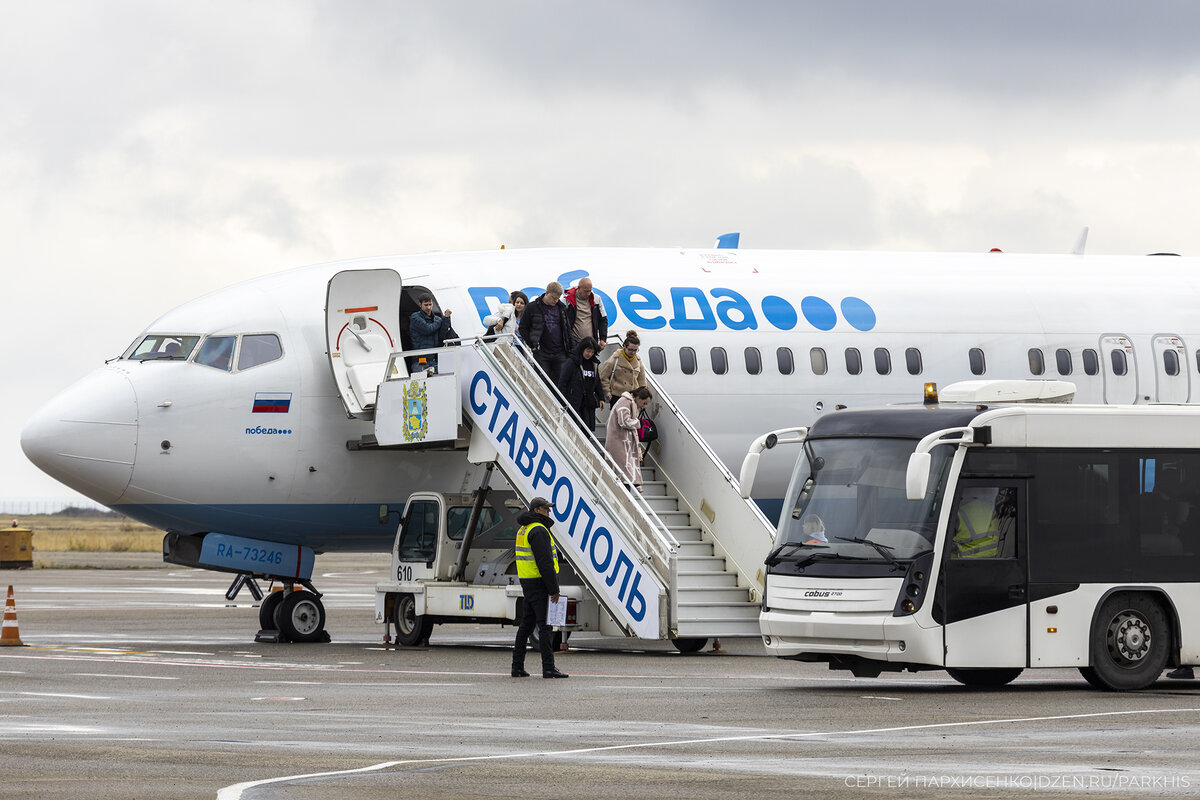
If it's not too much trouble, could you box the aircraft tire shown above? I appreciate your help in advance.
[274,590,327,643]
[394,594,432,647]
[258,590,285,631]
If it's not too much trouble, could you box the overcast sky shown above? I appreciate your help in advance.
[4,1,1200,504]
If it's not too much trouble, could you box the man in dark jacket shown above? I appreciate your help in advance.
[564,277,608,347]
[518,282,572,383]
[558,337,605,431]
[511,497,569,678]
[408,294,452,372]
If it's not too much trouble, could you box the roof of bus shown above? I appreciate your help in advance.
[808,404,985,440]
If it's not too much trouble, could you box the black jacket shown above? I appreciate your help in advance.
[558,340,605,411]
[518,294,571,354]
[517,510,560,595]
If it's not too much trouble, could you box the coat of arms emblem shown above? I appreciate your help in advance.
[402,380,429,442]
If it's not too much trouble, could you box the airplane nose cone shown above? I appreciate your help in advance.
[21,367,138,505]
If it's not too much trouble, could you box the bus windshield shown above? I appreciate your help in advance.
[774,437,952,563]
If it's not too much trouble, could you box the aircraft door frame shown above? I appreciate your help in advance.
[325,269,404,418]
[1099,333,1138,405]
[1151,334,1189,403]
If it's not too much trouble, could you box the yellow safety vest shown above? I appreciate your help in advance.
[954,500,1000,558]
[515,522,560,579]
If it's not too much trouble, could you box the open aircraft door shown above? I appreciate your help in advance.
[1099,334,1138,405]
[326,269,404,418]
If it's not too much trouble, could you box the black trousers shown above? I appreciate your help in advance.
[534,350,569,388]
[513,578,556,672]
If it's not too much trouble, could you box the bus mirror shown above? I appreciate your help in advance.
[739,452,760,498]
[379,504,390,524]
[906,452,931,500]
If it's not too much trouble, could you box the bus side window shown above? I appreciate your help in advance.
[951,486,1018,559]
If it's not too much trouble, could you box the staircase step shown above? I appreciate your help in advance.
[677,541,714,558]
[667,527,704,543]
[644,496,678,513]
[655,511,692,527]
[676,602,761,621]
[677,556,727,573]
[639,481,669,497]
[677,571,738,589]
[674,618,762,637]
[676,586,752,603]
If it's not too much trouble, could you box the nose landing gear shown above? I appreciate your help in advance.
[226,573,331,644]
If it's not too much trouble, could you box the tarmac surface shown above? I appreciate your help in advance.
[2,553,1199,799]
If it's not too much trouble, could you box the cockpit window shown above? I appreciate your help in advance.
[196,336,236,371]
[238,334,283,370]
[126,335,200,361]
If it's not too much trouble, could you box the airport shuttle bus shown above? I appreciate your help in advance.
[754,381,1200,691]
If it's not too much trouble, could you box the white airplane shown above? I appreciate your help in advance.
[21,244,1200,638]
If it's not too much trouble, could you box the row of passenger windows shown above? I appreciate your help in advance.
[647,345,929,377]
[643,345,1186,379]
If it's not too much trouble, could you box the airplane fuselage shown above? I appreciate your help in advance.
[22,247,1200,553]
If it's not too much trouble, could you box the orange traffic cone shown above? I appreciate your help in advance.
[1,585,25,647]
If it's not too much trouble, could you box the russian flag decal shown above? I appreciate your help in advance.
[252,392,292,413]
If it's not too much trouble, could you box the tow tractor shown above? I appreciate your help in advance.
[374,479,598,647]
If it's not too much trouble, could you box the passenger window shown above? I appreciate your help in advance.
[196,336,236,372]
[1028,348,1045,376]
[648,346,666,375]
[1083,349,1099,376]
[1056,348,1073,376]
[809,347,827,376]
[777,347,794,375]
[710,347,728,375]
[969,347,986,376]
[905,347,922,375]
[1110,348,1128,376]
[873,347,891,376]
[680,347,697,375]
[744,347,761,375]
[238,334,283,370]
[845,348,862,376]
[1163,349,1180,377]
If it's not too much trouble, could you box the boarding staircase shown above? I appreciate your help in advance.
[372,336,774,642]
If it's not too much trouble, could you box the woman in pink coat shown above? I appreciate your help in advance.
[605,386,652,490]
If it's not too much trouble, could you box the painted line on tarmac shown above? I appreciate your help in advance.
[73,672,179,681]
[216,706,1200,800]
[3,691,112,700]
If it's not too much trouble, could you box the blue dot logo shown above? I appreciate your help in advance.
[761,296,798,330]
[800,296,837,331]
[840,297,876,331]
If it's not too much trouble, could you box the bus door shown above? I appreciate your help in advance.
[941,479,1028,668]
[1151,334,1189,403]
[1099,334,1138,404]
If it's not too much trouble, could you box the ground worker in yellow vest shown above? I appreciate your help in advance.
[953,492,1001,558]
[511,497,569,678]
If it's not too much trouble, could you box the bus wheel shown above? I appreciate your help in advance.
[1084,594,1170,691]
[394,594,432,647]
[947,668,1023,687]
[671,637,708,654]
